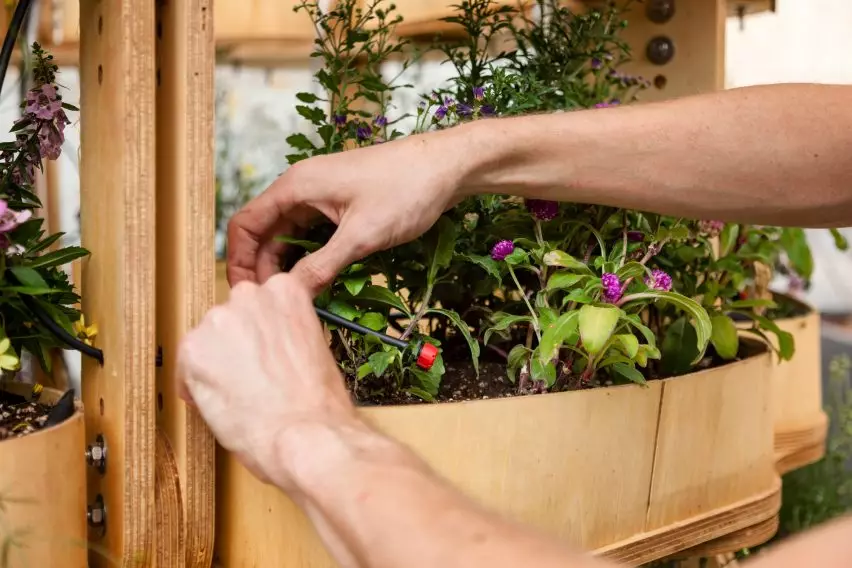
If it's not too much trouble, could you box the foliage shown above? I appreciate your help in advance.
[282,0,807,403]
[0,44,90,375]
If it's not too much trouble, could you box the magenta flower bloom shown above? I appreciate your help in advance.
[480,104,496,116]
[525,199,559,221]
[591,57,602,69]
[0,200,32,233]
[333,114,347,126]
[473,86,485,100]
[644,269,673,292]
[601,273,623,303]
[434,106,448,120]
[457,103,473,117]
[356,125,372,141]
[374,115,388,127]
[626,231,644,242]
[491,240,515,261]
[698,220,724,237]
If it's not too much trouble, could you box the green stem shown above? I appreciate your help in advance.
[400,284,433,340]
[508,264,540,340]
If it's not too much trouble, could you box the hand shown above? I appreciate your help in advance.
[176,272,359,489]
[227,128,472,295]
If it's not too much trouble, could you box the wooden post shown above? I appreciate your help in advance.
[79,0,157,565]
[155,0,217,566]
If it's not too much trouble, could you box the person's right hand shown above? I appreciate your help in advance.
[227,128,473,296]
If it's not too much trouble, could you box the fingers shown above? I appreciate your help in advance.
[288,226,366,297]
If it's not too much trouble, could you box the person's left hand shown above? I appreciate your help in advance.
[176,273,359,489]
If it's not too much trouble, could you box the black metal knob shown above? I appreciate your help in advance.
[646,0,675,23]
[646,36,675,65]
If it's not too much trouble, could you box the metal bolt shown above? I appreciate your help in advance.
[646,36,675,66]
[87,494,106,528]
[85,434,107,474]
[646,0,675,24]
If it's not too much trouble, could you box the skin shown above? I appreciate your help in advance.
[179,83,852,568]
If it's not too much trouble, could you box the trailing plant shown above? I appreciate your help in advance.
[0,43,92,377]
[281,0,802,404]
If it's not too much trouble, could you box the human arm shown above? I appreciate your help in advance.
[176,274,616,568]
[228,82,852,293]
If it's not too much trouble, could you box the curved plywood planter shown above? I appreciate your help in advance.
[0,385,86,568]
[738,296,826,473]
[216,344,779,566]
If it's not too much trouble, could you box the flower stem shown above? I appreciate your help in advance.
[400,284,433,340]
[534,220,544,247]
[508,264,540,340]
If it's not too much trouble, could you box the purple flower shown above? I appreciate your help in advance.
[434,106,448,120]
[491,240,515,261]
[591,57,602,69]
[480,104,496,116]
[374,115,388,127]
[610,98,620,105]
[698,220,724,237]
[356,125,372,141]
[644,269,673,292]
[525,199,559,221]
[473,86,485,100]
[443,96,456,108]
[333,114,347,126]
[601,273,623,303]
[457,103,473,117]
[0,200,32,233]
[626,231,644,242]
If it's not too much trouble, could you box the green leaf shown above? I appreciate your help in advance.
[9,266,48,288]
[484,313,532,346]
[406,386,435,402]
[611,362,647,385]
[546,272,588,291]
[542,250,592,273]
[537,307,558,329]
[620,291,711,364]
[357,312,387,332]
[530,358,557,387]
[296,92,320,103]
[620,314,657,348]
[710,314,739,360]
[726,298,777,310]
[286,133,317,151]
[2,286,60,296]
[327,300,360,321]
[426,216,458,285]
[273,235,321,252]
[830,228,849,251]
[578,305,620,356]
[616,262,647,280]
[427,308,480,374]
[634,344,661,367]
[661,317,699,375]
[781,228,814,280]
[613,334,639,358]
[719,224,740,257]
[561,289,595,305]
[27,232,63,254]
[504,247,529,266]
[368,351,395,377]
[355,285,410,316]
[458,253,501,281]
[536,311,580,363]
[506,344,529,384]
[745,314,796,361]
[342,275,370,296]
[61,102,80,111]
[296,105,325,125]
[27,246,89,270]
[357,363,373,380]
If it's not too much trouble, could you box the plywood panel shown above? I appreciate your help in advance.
[79,0,156,564]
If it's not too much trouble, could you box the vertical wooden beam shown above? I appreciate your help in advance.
[79,0,156,565]
[615,0,727,102]
[155,0,217,566]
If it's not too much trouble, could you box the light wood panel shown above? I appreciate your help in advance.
[79,0,157,564]
[155,0,217,566]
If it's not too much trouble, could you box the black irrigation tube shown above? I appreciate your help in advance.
[0,0,104,365]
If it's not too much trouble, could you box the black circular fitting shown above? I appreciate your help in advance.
[646,0,676,24]
[646,36,675,66]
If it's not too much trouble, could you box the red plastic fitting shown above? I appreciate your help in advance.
[416,342,439,370]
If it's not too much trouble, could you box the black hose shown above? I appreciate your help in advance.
[316,306,409,350]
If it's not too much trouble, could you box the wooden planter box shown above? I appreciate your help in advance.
[766,299,826,474]
[215,323,780,566]
[0,384,86,568]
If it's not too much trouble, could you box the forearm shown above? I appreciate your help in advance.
[277,421,615,568]
[458,83,852,227]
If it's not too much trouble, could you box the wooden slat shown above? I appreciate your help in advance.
[79,0,157,565]
[155,0,217,566]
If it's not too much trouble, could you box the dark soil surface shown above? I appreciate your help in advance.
[0,389,50,440]
[767,293,812,320]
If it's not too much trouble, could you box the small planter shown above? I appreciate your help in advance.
[738,294,826,473]
[216,341,779,566]
[0,383,86,568]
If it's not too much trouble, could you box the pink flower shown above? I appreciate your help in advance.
[601,273,623,303]
[491,240,515,261]
[0,200,32,233]
[644,269,673,292]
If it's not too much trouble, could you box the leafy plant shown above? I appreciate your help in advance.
[0,43,91,375]
[281,1,802,404]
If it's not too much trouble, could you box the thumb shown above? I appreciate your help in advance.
[289,227,364,296]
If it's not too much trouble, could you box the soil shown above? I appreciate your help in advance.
[348,339,764,408]
[0,388,51,441]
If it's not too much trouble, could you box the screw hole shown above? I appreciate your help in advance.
[99,397,104,415]
[156,68,161,86]
[98,65,103,85]
[98,16,103,35]
[157,392,163,411]
[653,74,667,90]
[156,20,162,39]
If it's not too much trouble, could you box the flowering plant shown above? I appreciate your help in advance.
[282,0,795,403]
[0,44,90,375]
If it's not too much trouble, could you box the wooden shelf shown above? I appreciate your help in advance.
[727,0,776,17]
